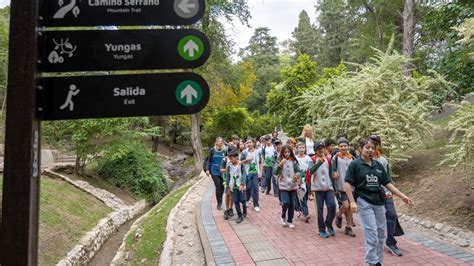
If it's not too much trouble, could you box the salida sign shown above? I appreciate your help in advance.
[43,0,205,26]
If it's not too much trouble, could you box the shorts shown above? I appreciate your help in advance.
[337,191,349,203]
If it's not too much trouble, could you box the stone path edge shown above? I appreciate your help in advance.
[111,173,205,265]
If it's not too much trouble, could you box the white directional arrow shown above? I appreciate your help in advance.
[183,40,199,57]
[178,0,196,14]
[181,85,198,104]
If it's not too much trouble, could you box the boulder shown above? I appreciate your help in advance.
[41,149,55,168]
[463,92,474,104]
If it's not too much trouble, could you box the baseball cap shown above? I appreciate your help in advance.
[314,140,325,149]
[370,134,381,144]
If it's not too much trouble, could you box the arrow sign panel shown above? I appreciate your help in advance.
[40,29,210,72]
[37,73,210,120]
[43,0,205,27]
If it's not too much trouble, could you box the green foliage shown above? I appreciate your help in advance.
[416,2,474,100]
[441,102,474,171]
[203,106,254,145]
[0,7,10,121]
[125,184,190,264]
[42,117,149,173]
[248,113,277,139]
[299,48,451,166]
[292,10,320,60]
[96,139,168,204]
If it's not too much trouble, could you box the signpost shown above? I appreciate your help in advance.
[43,0,205,26]
[38,73,210,120]
[41,29,210,72]
[1,0,210,263]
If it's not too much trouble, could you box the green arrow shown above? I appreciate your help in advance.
[178,35,204,61]
[176,80,202,106]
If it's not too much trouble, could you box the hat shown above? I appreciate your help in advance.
[370,134,381,144]
[314,140,325,149]
[274,139,282,145]
[264,135,272,140]
[337,137,349,145]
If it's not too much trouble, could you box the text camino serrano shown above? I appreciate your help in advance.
[89,0,160,6]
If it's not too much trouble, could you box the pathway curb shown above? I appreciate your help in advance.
[196,197,217,266]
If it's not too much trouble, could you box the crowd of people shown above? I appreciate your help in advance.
[204,125,415,266]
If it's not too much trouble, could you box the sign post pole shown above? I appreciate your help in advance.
[0,0,41,263]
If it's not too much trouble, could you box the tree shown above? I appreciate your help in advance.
[267,54,318,136]
[202,107,254,146]
[299,45,451,166]
[240,27,281,113]
[402,0,415,75]
[317,0,350,67]
[0,7,10,117]
[416,2,474,100]
[292,10,320,60]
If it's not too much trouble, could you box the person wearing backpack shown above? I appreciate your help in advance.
[261,135,278,195]
[309,140,336,238]
[205,137,227,210]
[344,138,414,266]
[241,138,262,212]
[332,137,356,237]
[222,146,238,220]
[295,142,313,222]
[370,135,403,257]
[227,148,247,224]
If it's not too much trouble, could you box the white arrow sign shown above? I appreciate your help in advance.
[181,85,198,104]
[183,40,199,57]
[178,0,196,14]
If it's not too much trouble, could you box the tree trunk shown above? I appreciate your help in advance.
[402,0,415,76]
[190,113,203,174]
[150,116,165,153]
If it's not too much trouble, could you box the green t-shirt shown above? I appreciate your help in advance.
[344,158,392,205]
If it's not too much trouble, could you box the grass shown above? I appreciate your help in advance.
[0,175,113,265]
[125,184,191,265]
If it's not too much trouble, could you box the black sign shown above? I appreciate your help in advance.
[42,0,205,27]
[37,73,210,120]
[40,29,210,72]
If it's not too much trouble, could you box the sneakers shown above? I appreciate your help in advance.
[288,223,295,229]
[280,217,288,227]
[228,209,234,217]
[345,227,356,237]
[236,216,243,224]
[223,209,229,220]
[303,214,311,223]
[319,230,329,238]
[254,206,261,212]
[327,226,336,236]
[335,213,343,228]
[243,208,248,218]
[386,244,402,256]
[217,203,222,210]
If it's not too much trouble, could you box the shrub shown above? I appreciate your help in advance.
[96,140,168,204]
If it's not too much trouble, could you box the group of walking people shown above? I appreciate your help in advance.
[204,125,414,266]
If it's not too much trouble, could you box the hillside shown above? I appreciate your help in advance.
[393,114,473,230]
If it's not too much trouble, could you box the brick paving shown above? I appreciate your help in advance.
[201,181,473,265]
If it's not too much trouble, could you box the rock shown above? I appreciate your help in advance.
[435,223,444,231]
[423,222,433,229]
[458,240,470,247]
[176,250,183,255]
[41,149,55,168]
[463,92,474,104]
[140,259,147,264]
[178,233,184,237]
[188,241,194,247]
[182,225,189,229]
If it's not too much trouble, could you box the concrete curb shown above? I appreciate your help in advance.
[196,184,217,266]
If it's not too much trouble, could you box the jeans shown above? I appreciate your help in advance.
[385,198,398,246]
[358,197,386,265]
[280,190,295,223]
[315,191,336,231]
[245,173,259,207]
[211,174,224,205]
[263,166,272,192]
[272,174,280,195]
[300,188,309,216]
[232,189,247,217]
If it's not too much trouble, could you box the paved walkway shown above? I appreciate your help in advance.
[199,182,474,265]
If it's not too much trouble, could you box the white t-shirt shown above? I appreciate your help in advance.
[296,155,313,172]
[305,138,315,155]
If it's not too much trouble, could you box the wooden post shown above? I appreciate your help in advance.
[0,0,41,263]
